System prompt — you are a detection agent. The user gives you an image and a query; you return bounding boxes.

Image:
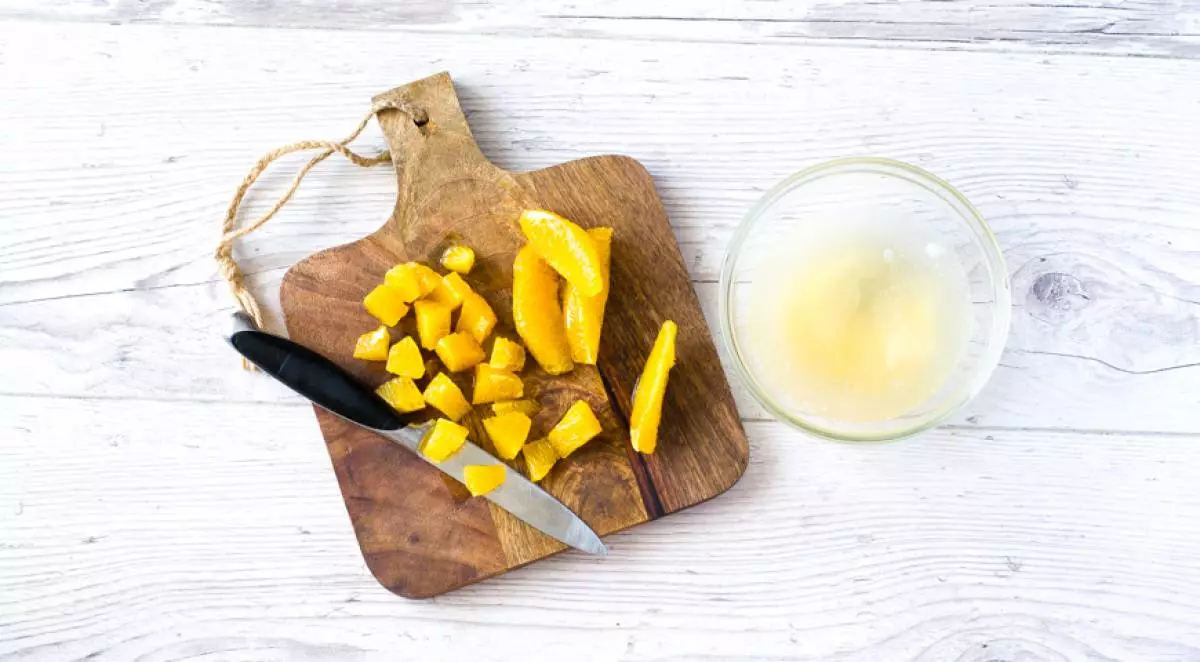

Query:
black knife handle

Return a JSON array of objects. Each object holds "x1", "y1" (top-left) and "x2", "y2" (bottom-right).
[{"x1": 228, "y1": 315, "x2": 403, "y2": 432}]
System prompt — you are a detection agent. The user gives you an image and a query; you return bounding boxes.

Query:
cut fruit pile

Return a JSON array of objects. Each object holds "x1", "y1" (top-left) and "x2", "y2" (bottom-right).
[{"x1": 351, "y1": 212, "x2": 679, "y2": 499}]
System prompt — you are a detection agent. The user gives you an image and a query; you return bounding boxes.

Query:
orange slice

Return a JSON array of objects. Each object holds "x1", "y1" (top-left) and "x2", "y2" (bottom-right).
[
  {"x1": 563, "y1": 227, "x2": 613, "y2": 364},
  {"x1": 512, "y1": 245, "x2": 574, "y2": 374},
  {"x1": 518, "y1": 209, "x2": 604, "y2": 297},
  {"x1": 630, "y1": 320, "x2": 677, "y2": 454}
]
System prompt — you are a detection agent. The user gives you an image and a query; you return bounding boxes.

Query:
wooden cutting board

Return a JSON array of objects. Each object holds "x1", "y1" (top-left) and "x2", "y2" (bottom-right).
[{"x1": 280, "y1": 72, "x2": 748, "y2": 598}]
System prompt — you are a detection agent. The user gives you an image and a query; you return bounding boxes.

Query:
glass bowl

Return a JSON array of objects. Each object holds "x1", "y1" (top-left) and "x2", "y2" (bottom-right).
[{"x1": 719, "y1": 157, "x2": 1010, "y2": 441}]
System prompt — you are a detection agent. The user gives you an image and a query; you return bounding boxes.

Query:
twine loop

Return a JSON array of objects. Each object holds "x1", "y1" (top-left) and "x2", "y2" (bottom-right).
[{"x1": 214, "y1": 99, "x2": 423, "y2": 368}]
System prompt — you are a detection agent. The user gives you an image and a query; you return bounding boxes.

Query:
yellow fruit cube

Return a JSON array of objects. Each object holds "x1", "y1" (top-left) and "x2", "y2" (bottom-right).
[
  {"x1": 414, "y1": 300, "x2": 451, "y2": 350},
  {"x1": 522, "y1": 438, "x2": 557, "y2": 482},
  {"x1": 418, "y1": 418, "x2": 469, "y2": 463},
  {"x1": 564, "y1": 227, "x2": 613, "y2": 364},
  {"x1": 375, "y1": 376, "x2": 425, "y2": 413},
  {"x1": 385, "y1": 336, "x2": 424, "y2": 379},
  {"x1": 352, "y1": 325, "x2": 390, "y2": 361},
  {"x1": 483, "y1": 412, "x2": 532, "y2": 460},
  {"x1": 472, "y1": 364, "x2": 524, "y2": 404},
  {"x1": 420, "y1": 374, "x2": 470, "y2": 422},
  {"x1": 426, "y1": 272, "x2": 472, "y2": 310},
  {"x1": 463, "y1": 464, "x2": 506, "y2": 496},
  {"x1": 410, "y1": 262, "x2": 442, "y2": 297},
  {"x1": 441, "y1": 245, "x2": 476, "y2": 274},
  {"x1": 489, "y1": 337, "x2": 526, "y2": 372},
  {"x1": 423, "y1": 373, "x2": 471, "y2": 422},
  {"x1": 457, "y1": 292, "x2": 497, "y2": 344},
  {"x1": 492, "y1": 399, "x2": 540, "y2": 417},
  {"x1": 383, "y1": 263, "x2": 424, "y2": 303},
  {"x1": 435, "y1": 331, "x2": 486, "y2": 373},
  {"x1": 363, "y1": 284, "x2": 410, "y2": 326},
  {"x1": 630, "y1": 320, "x2": 677, "y2": 454},
  {"x1": 548, "y1": 400, "x2": 602, "y2": 458}
]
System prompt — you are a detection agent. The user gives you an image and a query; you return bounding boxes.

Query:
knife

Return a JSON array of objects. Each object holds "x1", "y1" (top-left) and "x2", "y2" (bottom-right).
[{"x1": 226, "y1": 313, "x2": 607, "y2": 556}]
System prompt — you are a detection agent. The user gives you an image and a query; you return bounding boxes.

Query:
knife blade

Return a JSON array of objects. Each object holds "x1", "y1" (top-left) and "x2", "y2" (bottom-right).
[{"x1": 226, "y1": 313, "x2": 607, "y2": 555}]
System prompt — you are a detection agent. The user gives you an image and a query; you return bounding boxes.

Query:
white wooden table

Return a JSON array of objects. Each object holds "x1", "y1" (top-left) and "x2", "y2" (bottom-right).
[{"x1": 4, "y1": 2, "x2": 1200, "y2": 660}]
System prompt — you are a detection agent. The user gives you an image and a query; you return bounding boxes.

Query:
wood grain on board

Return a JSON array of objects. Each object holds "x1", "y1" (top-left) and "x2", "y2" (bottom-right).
[
  {"x1": 5, "y1": 14, "x2": 1200, "y2": 661},
  {"x1": 279, "y1": 72, "x2": 748, "y2": 597}
]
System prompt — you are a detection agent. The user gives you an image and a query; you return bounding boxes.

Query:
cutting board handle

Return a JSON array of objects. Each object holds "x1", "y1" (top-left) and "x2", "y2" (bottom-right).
[{"x1": 372, "y1": 73, "x2": 518, "y2": 241}]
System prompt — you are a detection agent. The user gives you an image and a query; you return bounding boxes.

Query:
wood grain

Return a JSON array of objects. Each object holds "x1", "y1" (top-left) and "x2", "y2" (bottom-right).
[
  {"x1": 4, "y1": 396, "x2": 1200, "y2": 660},
  {"x1": 278, "y1": 73, "x2": 747, "y2": 597},
  {"x1": 4, "y1": 0, "x2": 1199, "y2": 58},
  {"x1": 3, "y1": 9, "x2": 1200, "y2": 660},
  {"x1": 2, "y1": 21, "x2": 1197, "y2": 434}
]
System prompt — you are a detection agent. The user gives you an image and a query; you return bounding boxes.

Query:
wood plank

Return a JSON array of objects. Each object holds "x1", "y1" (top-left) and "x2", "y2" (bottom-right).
[
  {"x1": 5, "y1": 22, "x2": 1199, "y2": 303},
  {"x1": 4, "y1": 395, "x2": 1200, "y2": 659},
  {"x1": 1, "y1": 22, "x2": 1197, "y2": 434},
  {"x1": 3, "y1": 0, "x2": 1199, "y2": 57}
]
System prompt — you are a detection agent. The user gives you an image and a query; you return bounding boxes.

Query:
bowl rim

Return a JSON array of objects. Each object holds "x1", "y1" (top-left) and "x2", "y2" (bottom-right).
[{"x1": 718, "y1": 156, "x2": 1011, "y2": 442}]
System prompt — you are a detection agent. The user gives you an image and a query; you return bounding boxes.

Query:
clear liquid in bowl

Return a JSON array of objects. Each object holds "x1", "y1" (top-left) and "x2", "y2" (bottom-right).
[{"x1": 740, "y1": 214, "x2": 971, "y2": 422}]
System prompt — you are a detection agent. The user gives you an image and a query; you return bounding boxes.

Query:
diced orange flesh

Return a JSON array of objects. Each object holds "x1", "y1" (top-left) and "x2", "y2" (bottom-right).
[
  {"x1": 441, "y1": 246, "x2": 476, "y2": 274},
  {"x1": 423, "y1": 373, "x2": 471, "y2": 421},
  {"x1": 410, "y1": 262, "x2": 442, "y2": 297},
  {"x1": 375, "y1": 376, "x2": 425, "y2": 413},
  {"x1": 522, "y1": 438, "x2": 557, "y2": 482},
  {"x1": 353, "y1": 325, "x2": 391, "y2": 361},
  {"x1": 383, "y1": 263, "x2": 424, "y2": 303},
  {"x1": 363, "y1": 284, "x2": 410, "y2": 326},
  {"x1": 457, "y1": 292, "x2": 497, "y2": 344},
  {"x1": 418, "y1": 418, "x2": 469, "y2": 463},
  {"x1": 548, "y1": 400, "x2": 602, "y2": 458},
  {"x1": 385, "y1": 336, "x2": 425, "y2": 379},
  {"x1": 483, "y1": 411, "x2": 532, "y2": 460},
  {"x1": 512, "y1": 245, "x2": 574, "y2": 374},
  {"x1": 472, "y1": 364, "x2": 524, "y2": 404},
  {"x1": 489, "y1": 337, "x2": 526, "y2": 372},
  {"x1": 435, "y1": 331, "x2": 486, "y2": 373},
  {"x1": 463, "y1": 464, "x2": 506, "y2": 496},
  {"x1": 414, "y1": 300, "x2": 452, "y2": 350},
  {"x1": 518, "y1": 209, "x2": 604, "y2": 297},
  {"x1": 426, "y1": 272, "x2": 472, "y2": 310},
  {"x1": 630, "y1": 320, "x2": 677, "y2": 454},
  {"x1": 564, "y1": 227, "x2": 613, "y2": 364},
  {"x1": 492, "y1": 399, "x2": 540, "y2": 417}
]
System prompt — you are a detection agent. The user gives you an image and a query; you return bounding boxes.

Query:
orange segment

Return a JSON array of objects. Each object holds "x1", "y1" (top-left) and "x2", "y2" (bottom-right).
[
  {"x1": 489, "y1": 337, "x2": 526, "y2": 372},
  {"x1": 352, "y1": 325, "x2": 390, "y2": 361},
  {"x1": 548, "y1": 400, "x2": 602, "y2": 458},
  {"x1": 463, "y1": 464, "x2": 506, "y2": 496},
  {"x1": 383, "y1": 263, "x2": 424, "y2": 303},
  {"x1": 441, "y1": 246, "x2": 476, "y2": 274},
  {"x1": 472, "y1": 364, "x2": 524, "y2": 404},
  {"x1": 418, "y1": 418, "x2": 469, "y2": 463},
  {"x1": 519, "y1": 209, "x2": 604, "y2": 297},
  {"x1": 435, "y1": 331, "x2": 486, "y2": 373},
  {"x1": 410, "y1": 262, "x2": 442, "y2": 297},
  {"x1": 423, "y1": 373, "x2": 471, "y2": 422},
  {"x1": 375, "y1": 377, "x2": 425, "y2": 413},
  {"x1": 414, "y1": 300, "x2": 452, "y2": 350},
  {"x1": 457, "y1": 292, "x2": 497, "y2": 344},
  {"x1": 522, "y1": 438, "x2": 557, "y2": 482},
  {"x1": 513, "y1": 245, "x2": 574, "y2": 375},
  {"x1": 426, "y1": 272, "x2": 472, "y2": 310},
  {"x1": 385, "y1": 336, "x2": 425, "y2": 378},
  {"x1": 630, "y1": 320, "x2": 677, "y2": 454},
  {"x1": 564, "y1": 227, "x2": 613, "y2": 364},
  {"x1": 483, "y1": 412, "x2": 532, "y2": 460},
  {"x1": 363, "y1": 284, "x2": 410, "y2": 326},
  {"x1": 492, "y1": 399, "x2": 540, "y2": 417}
]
